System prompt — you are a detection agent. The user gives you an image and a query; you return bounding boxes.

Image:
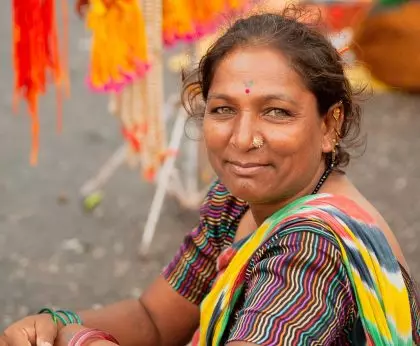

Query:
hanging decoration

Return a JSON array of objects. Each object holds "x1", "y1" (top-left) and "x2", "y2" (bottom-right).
[
  {"x1": 76, "y1": 0, "x2": 254, "y2": 182},
  {"x1": 84, "y1": 0, "x2": 150, "y2": 92},
  {"x1": 12, "y1": 0, "x2": 68, "y2": 165},
  {"x1": 163, "y1": 0, "x2": 252, "y2": 46},
  {"x1": 78, "y1": 0, "x2": 166, "y2": 182}
]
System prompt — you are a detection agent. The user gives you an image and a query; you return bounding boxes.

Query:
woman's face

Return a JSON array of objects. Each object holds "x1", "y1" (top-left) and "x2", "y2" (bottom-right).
[{"x1": 203, "y1": 47, "x2": 334, "y2": 204}]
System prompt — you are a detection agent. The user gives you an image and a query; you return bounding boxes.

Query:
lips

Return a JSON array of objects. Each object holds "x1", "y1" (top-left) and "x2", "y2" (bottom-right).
[{"x1": 227, "y1": 160, "x2": 270, "y2": 176}]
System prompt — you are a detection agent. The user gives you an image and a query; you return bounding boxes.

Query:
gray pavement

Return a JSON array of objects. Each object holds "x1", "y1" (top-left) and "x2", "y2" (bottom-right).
[{"x1": 0, "y1": 2, "x2": 419, "y2": 328}]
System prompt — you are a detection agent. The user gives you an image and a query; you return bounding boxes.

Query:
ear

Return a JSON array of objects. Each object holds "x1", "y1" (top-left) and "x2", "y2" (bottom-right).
[{"x1": 321, "y1": 102, "x2": 344, "y2": 154}]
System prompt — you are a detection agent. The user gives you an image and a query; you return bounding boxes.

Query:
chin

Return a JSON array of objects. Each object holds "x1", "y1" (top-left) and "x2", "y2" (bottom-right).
[{"x1": 220, "y1": 176, "x2": 270, "y2": 203}]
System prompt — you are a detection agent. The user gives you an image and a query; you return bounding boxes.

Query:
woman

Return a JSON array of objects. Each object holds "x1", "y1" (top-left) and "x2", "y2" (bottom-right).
[{"x1": 2, "y1": 7, "x2": 419, "y2": 346}]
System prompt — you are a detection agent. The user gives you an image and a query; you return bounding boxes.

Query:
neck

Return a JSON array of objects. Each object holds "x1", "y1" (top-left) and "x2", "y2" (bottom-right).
[{"x1": 249, "y1": 163, "x2": 329, "y2": 226}]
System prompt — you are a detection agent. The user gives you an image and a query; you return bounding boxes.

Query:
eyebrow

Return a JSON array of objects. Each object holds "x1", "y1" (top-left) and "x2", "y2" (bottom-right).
[
  {"x1": 262, "y1": 94, "x2": 298, "y2": 106},
  {"x1": 207, "y1": 92, "x2": 298, "y2": 106},
  {"x1": 207, "y1": 93, "x2": 232, "y2": 101}
]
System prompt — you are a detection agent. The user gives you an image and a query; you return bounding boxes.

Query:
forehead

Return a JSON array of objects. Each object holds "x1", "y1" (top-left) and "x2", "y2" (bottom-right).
[{"x1": 210, "y1": 47, "x2": 308, "y2": 95}]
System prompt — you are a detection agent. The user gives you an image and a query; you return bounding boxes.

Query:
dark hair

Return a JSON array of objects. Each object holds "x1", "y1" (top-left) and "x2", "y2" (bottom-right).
[{"x1": 182, "y1": 5, "x2": 364, "y2": 169}]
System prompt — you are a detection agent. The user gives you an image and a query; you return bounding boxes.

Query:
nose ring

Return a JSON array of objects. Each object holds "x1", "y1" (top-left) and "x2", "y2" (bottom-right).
[{"x1": 252, "y1": 136, "x2": 264, "y2": 149}]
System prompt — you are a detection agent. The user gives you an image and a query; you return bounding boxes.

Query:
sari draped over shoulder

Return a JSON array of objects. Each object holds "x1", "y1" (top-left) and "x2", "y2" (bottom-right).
[{"x1": 198, "y1": 194, "x2": 414, "y2": 346}]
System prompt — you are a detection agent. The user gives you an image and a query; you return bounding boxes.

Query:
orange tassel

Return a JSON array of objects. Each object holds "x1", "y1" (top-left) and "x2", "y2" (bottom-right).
[
  {"x1": 85, "y1": 0, "x2": 150, "y2": 92},
  {"x1": 12, "y1": 0, "x2": 67, "y2": 165},
  {"x1": 163, "y1": 0, "x2": 252, "y2": 47}
]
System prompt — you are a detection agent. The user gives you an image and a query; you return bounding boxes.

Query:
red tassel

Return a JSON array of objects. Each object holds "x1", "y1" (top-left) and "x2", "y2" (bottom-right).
[{"x1": 12, "y1": 0, "x2": 67, "y2": 165}]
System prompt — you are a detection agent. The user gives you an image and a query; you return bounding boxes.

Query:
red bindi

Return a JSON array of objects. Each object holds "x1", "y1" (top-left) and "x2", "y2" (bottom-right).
[{"x1": 244, "y1": 80, "x2": 254, "y2": 94}]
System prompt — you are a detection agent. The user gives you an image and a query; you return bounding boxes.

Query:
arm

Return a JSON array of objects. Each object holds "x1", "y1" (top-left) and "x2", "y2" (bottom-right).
[
  {"x1": 55, "y1": 278, "x2": 199, "y2": 346},
  {"x1": 57, "y1": 181, "x2": 231, "y2": 346},
  {"x1": 226, "y1": 230, "x2": 355, "y2": 346}
]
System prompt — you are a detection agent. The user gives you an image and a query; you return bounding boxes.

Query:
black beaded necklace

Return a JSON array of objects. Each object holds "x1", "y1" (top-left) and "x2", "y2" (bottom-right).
[{"x1": 311, "y1": 166, "x2": 333, "y2": 195}]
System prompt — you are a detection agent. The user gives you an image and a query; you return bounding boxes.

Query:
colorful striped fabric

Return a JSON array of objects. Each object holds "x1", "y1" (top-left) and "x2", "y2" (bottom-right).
[
  {"x1": 219, "y1": 230, "x2": 355, "y2": 345},
  {"x1": 163, "y1": 182, "x2": 246, "y2": 304},
  {"x1": 198, "y1": 193, "x2": 413, "y2": 345},
  {"x1": 163, "y1": 181, "x2": 419, "y2": 344}
]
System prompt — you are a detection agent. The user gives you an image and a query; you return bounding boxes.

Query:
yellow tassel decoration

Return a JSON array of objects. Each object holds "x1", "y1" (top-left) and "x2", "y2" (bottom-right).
[
  {"x1": 163, "y1": 0, "x2": 252, "y2": 47},
  {"x1": 86, "y1": 0, "x2": 150, "y2": 92}
]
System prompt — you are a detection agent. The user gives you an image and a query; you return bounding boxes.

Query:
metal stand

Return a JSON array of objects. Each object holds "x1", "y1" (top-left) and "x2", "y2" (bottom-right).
[
  {"x1": 79, "y1": 1, "x2": 214, "y2": 253},
  {"x1": 79, "y1": 98, "x2": 213, "y2": 254},
  {"x1": 80, "y1": 145, "x2": 127, "y2": 198},
  {"x1": 140, "y1": 106, "x2": 188, "y2": 254}
]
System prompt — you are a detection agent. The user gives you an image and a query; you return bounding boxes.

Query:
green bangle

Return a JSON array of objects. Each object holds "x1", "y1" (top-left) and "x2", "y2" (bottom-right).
[
  {"x1": 56, "y1": 310, "x2": 82, "y2": 325},
  {"x1": 38, "y1": 308, "x2": 82, "y2": 326},
  {"x1": 37, "y1": 308, "x2": 65, "y2": 325},
  {"x1": 71, "y1": 310, "x2": 83, "y2": 325},
  {"x1": 56, "y1": 310, "x2": 74, "y2": 324}
]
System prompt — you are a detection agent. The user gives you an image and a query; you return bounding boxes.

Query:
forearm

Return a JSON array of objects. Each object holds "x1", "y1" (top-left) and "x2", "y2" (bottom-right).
[{"x1": 58, "y1": 299, "x2": 160, "y2": 346}]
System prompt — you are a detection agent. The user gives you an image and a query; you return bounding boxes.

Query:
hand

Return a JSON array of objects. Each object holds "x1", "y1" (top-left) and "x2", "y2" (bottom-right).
[
  {"x1": 0, "y1": 335, "x2": 10, "y2": 346},
  {"x1": 1, "y1": 314, "x2": 59, "y2": 346}
]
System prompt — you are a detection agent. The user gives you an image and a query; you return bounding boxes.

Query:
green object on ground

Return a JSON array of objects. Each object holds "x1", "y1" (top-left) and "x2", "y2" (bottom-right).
[{"x1": 83, "y1": 192, "x2": 103, "y2": 211}]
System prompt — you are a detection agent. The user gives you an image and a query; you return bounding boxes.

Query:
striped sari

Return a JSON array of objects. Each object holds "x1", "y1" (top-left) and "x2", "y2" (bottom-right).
[{"x1": 198, "y1": 194, "x2": 413, "y2": 345}]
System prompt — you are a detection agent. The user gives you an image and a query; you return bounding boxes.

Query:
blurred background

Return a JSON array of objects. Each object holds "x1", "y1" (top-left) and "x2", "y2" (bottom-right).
[{"x1": 1, "y1": 0, "x2": 419, "y2": 327}]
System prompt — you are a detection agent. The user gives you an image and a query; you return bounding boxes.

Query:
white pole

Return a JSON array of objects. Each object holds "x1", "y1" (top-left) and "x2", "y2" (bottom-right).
[
  {"x1": 140, "y1": 107, "x2": 186, "y2": 255},
  {"x1": 79, "y1": 145, "x2": 127, "y2": 197}
]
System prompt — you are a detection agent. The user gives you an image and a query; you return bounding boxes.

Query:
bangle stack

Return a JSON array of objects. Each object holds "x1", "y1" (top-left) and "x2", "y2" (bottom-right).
[
  {"x1": 38, "y1": 308, "x2": 83, "y2": 326},
  {"x1": 68, "y1": 328, "x2": 119, "y2": 346}
]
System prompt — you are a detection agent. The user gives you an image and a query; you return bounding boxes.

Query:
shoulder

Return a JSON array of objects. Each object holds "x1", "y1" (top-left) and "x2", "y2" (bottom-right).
[
  {"x1": 248, "y1": 223, "x2": 342, "y2": 274},
  {"x1": 245, "y1": 217, "x2": 349, "y2": 300},
  {"x1": 202, "y1": 180, "x2": 247, "y2": 214},
  {"x1": 252, "y1": 211, "x2": 341, "y2": 260},
  {"x1": 244, "y1": 217, "x2": 352, "y2": 309},
  {"x1": 162, "y1": 180, "x2": 246, "y2": 304},
  {"x1": 230, "y1": 223, "x2": 355, "y2": 345},
  {"x1": 300, "y1": 194, "x2": 377, "y2": 225},
  {"x1": 201, "y1": 180, "x2": 248, "y2": 231}
]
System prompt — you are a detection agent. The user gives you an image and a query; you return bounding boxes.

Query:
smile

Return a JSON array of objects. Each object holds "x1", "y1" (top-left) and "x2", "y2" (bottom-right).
[{"x1": 226, "y1": 161, "x2": 270, "y2": 176}]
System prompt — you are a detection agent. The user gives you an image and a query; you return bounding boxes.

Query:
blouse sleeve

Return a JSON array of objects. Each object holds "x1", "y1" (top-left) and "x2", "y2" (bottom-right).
[
  {"x1": 163, "y1": 180, "x2": 244, "y2": 305},
  {"x1": 227, "y1": 229, "x2": 355, "y2": 345}
]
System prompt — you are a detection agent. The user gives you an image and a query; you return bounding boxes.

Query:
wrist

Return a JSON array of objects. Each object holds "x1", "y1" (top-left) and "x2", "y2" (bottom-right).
[
  {"x1": 38, "y1": 308, "x2": 83, "y2": 330},
  {"x1": 57, "y1": 324, "x2": 87, "y2": 345},
  {"x1": 85, "y1": 340, "x2": 117, "y2": 346},
  {"x1": 58, "y1": 325, "x2": 119, "y2": 346}
]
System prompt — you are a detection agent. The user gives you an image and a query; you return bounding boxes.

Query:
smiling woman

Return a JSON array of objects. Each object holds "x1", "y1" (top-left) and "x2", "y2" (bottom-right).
[
  {"x1": 179, "y1": 6, "x2": 419, "y2": 345},
  {"x1": 1, "y1": 5, "x2": 419, "y2": 346},
  {"x1": 201, "y1": 46, "x2": 334, "y2": 206},
  {"x1": 181, "y1": 9, "x2": 363, "y2": 213}
]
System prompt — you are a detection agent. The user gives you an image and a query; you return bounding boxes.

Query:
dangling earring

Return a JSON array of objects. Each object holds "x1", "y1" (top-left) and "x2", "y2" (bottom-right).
[
  {"x1": 333, "y1": 109, "x2": 341, "y2": 135},
  {"x1": 333, "y1": 107, "x2": 340, "y2": 121},
  {"x1": 331, "y1": 139, "x2": 337, "y2": 168},
  {"x1": 330, "y1": 106, "x2": 341, "y2": 168},
  {"x1": 331, "y1": 135, "x2": 341, "y2": 168}
]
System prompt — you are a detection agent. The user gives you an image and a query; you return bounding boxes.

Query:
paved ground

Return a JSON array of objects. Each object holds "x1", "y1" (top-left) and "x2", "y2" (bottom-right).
[{"x1": 1, "y1": 3, "x2": 419, "y2": 329}]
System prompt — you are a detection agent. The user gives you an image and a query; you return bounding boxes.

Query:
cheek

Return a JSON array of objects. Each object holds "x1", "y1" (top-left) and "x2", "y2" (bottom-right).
[
  {"x1": 296, "y1": 127, "x2": 324, "y2": 167},
  {"x1": 265, "y1": 122, "x2": 323, "y2": 162},
  {"x1": 265, "y1": 126, "x2": 310, "y2": 154},
  {"x1": 203, "y1": 119, "x2": 228, "y2": 176},
  {"x1": 203, "y1": 118, "x2": 230, "y2": 152}
]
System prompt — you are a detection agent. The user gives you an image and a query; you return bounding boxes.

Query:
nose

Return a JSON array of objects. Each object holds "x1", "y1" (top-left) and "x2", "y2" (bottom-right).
[{"x1": 230, "y1": 112, "x2": 256, "y2": 151}]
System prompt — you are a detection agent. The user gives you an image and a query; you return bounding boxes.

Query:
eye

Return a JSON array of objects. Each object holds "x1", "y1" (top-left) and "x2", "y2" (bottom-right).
[
  {"x1": 264, "y1": 108, "x2": 291, "y2": 118},
  {"x1": 209, "y1": 106, "x2": 236, "y2": 115}
]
